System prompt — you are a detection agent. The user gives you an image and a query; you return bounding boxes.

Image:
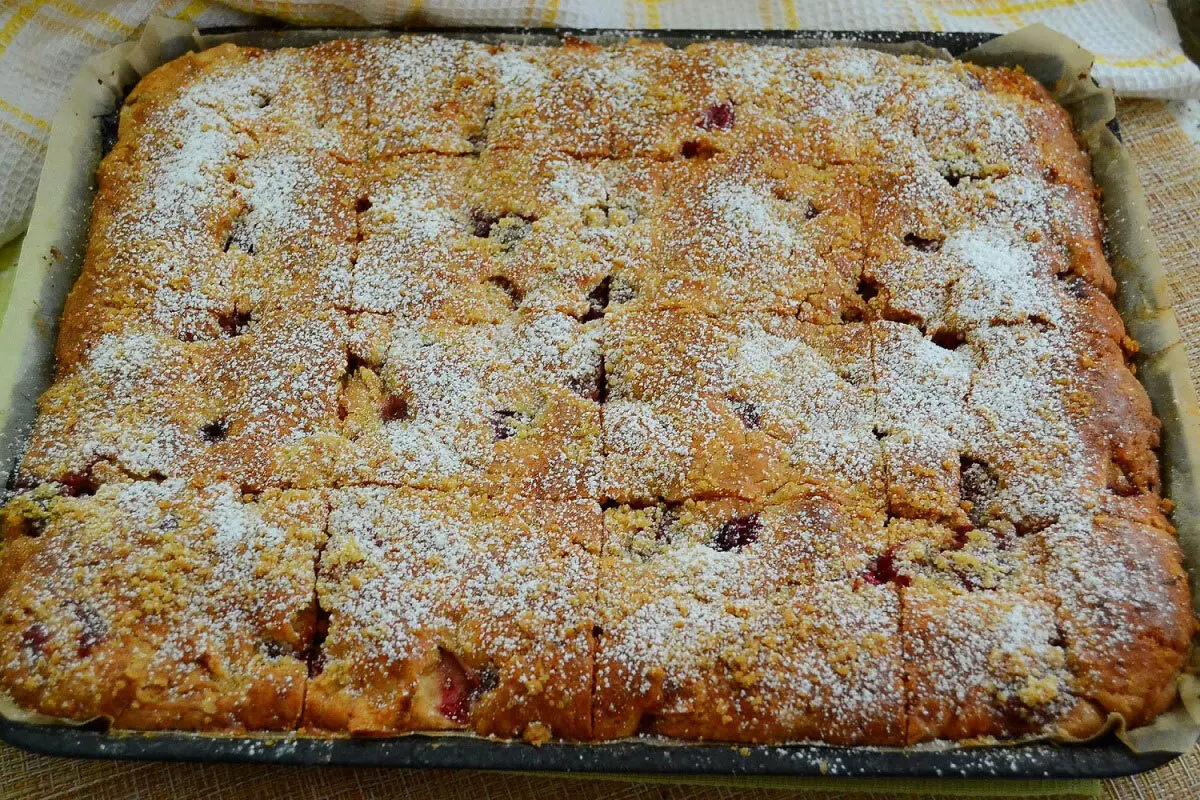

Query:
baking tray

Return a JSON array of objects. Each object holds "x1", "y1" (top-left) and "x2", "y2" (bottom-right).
[{"x1": 0, "y1": 24, "x2": 1190, "y2": 779}]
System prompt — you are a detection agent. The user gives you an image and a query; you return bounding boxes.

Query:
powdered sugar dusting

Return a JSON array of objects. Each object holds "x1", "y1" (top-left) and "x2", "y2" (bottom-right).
[
  {"x1": 0, "y1": 481, "x2": 323, "y2": 727},
  {"x1": 334, "y1": 312, "x2": 601, "y2": 497},
  {"x1": 3, "y1": 34, "x2": 1186, "y2": 745},
  {"x1": 944, "y1": 226, "x2": 1060, "y2": 330},
  {"x1": 321, "y1": 489, "x2": 595, "y2": 664}
]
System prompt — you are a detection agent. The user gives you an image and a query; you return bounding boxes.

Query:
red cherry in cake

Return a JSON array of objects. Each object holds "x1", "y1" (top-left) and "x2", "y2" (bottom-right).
[
  {"x1": 699, "y1": 102, "x2": 735, "y2": 131},
  {"x1": 903, "y1": 232, "x2": 943, "y2": 253},
  {"x1": 491, "y1": 410, "x2": 525, "y2": 441},
  {"x1": 730, "y1": 399, "x2": 761, "y2": 429},
  {"x1": 217, "y1": 309, "x2": 252, "y2": 338},
  {"x1": 582, "y1": 275, "x2": 611, "y2": 322},
  {"x1": 863, "y1": 549, "x2": 911, "y2": 586},
  {"x1": 712, "y1": 514, "x2": 760, "y2": 551},
  {"x1": 476, "y1": 665, "x2": 499, "y2": 695},
  {"x1": 470, "y1": 209, "x2": 500, "y2": 239},
  {"x1": 436, "y1": 652, "x2": 500, "y2": 724},
  {"x1": 21, "y1": 623, "x2": 49, "y2": 657},
  {"x1": 567, "y1": 355, "x2": 605, "y2": 402},
  {"x1": 200, "y1": 418, "x2": 229, "y2": 442},
  {"x1": 437, "y1": 652, "x2": 476, "y2": 724},
  {"x1": 931, "y1": 329, "x2": 965, "y2": 351},
  {"x1": 655, "y1": 502, "x2": 683, "y2": 541},
  {"x1": 59, "y1": 470, "x2": 99, "y2": 497},
  {"x1": 1059, "y1": 274, "x2": 1091, "y2": 301},
  {"x1": 263, "y1": 640, "x2": 288, "y2": 658},
  {"x1": 381, "y1": 394, "x2": 411, "y2": 422},
  {"x1": 69, "y1": 602, "x2": 106, "y2": 657},
  {"x1": 958, "y1": 571, "x2": 981, "y2": 591},
  {"x1": 307, "y1": 609, "x2": 330, "y2": 677}
]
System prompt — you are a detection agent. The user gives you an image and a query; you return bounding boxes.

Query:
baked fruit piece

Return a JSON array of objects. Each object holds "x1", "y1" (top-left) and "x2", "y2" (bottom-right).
[
  {"x1": 305, "y1": 488, "x2": 599, "y2": 741},
  {"x1": 594, "y1": 499, "x2": 903, "y2": 743},
  {"x1": 278, "y1": 310, "x2": 601, "y2": 499},
  {"x1": 0, "y1": 481, "x2": 325, "y2": 730},
  {"x1": 20, "y1": 308, "x2": 347, "y2": 493},
  {"x1": 603, "y1": 307, "x2": 881, "y2": 509}
]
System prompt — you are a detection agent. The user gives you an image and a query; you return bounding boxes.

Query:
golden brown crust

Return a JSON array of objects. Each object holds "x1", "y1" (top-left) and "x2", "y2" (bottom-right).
[
  {"x1": 21, "y1": 308, "x2": 348, "y2": 492},
  {"x1": 0, "y1": 483, "x2": 325, "y2": 730},
  {"x1": 594, "y1": 499, "x2": 903, "y2": 743},
  {"x1": 1042, "y1": 514, "x2": 1195, "y2": 728},
  {"x1": 304, "y1": 489, "x2": 597, "y2": 739},
  {"x1": 3, "y1": 36, "x2": 1191, "y2": 744}
]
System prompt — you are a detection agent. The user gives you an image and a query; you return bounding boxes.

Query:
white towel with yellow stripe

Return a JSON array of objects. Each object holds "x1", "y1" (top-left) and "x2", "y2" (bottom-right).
[{"x1": 0, "y1": 0, "x2": 1197, "y2": 246}]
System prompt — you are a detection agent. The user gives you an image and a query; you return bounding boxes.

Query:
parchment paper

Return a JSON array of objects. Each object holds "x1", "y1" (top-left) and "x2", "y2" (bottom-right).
[{"x1": 0, "y1": 17, "x2": 1196, "y2": 755}]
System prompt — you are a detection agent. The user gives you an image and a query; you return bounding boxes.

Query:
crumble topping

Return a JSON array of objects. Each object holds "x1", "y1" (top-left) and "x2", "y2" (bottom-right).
[{"x1": 2, "y1": 35, "x2": 1190, "y2": 744}]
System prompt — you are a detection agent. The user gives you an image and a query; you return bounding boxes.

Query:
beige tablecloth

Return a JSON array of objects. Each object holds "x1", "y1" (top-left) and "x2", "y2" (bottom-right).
[{"x1": 0, "y1": 98, "x2": 1195, "y2": 800}]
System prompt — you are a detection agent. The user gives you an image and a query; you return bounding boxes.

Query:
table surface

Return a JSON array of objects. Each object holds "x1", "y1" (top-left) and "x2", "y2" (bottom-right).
[{"x1": 0, "y1": 98, "x2": 1197, "y2": 800}]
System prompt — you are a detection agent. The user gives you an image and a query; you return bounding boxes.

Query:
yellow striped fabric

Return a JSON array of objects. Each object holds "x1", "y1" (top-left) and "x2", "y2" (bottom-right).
[{"x1": 0, "y1": 0, "x2": 1196, "y2": 247}]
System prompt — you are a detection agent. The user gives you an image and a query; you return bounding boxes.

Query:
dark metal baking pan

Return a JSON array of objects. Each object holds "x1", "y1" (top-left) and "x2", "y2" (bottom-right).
[
  {"x1": 0, "y1": 722, "x2": 1179, "y2": 777},
  {"x1": 0, "y1": 26, "x2": 1171, "y2": 778}
]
